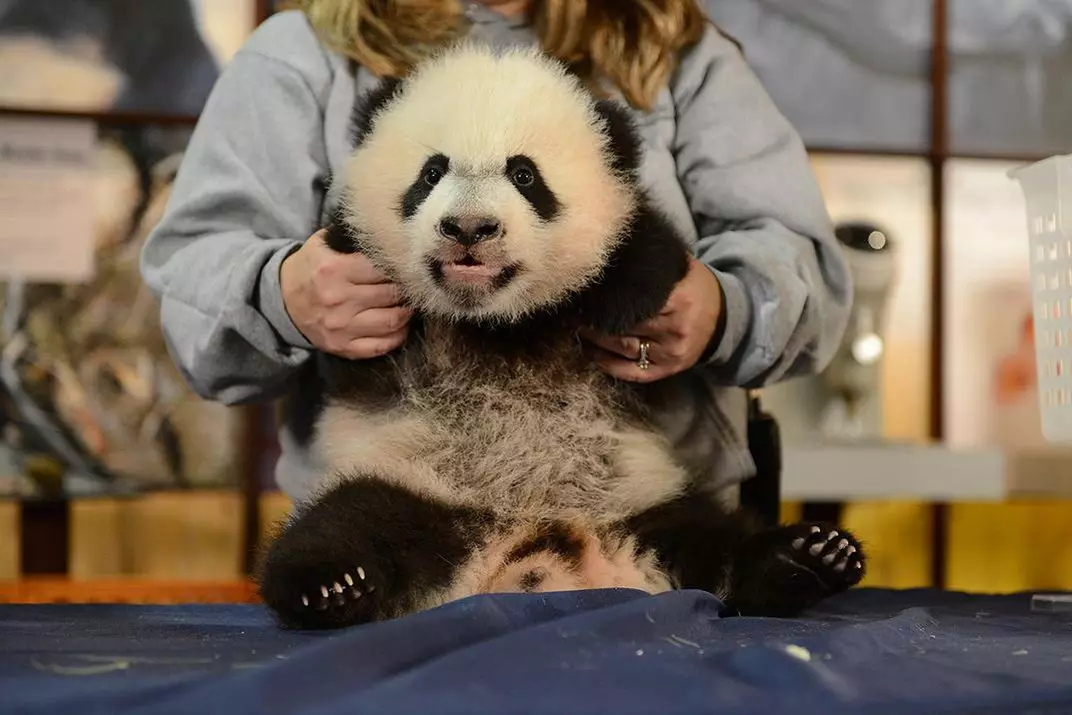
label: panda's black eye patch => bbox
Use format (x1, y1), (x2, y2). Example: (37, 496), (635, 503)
(510, 165), (534, 187)
(423, 161), (447, 187)
(505, 155), (559, 222)
(422, 154), (449, 185)
(401, 153), (449, 219)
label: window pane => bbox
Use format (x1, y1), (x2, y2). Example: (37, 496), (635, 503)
(705, 0), (933, 152)
(762, 155), (934, 444)
(948, 1), (1072, 157)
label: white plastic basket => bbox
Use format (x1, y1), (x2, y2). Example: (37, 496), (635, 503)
(1010, 155), (1072, 442)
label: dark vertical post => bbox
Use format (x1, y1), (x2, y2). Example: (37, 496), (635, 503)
(20, 499), (69, 575)
(928, 0), (950, 589)
(256, 0), (274, 24)
(240, 406), (264, 577)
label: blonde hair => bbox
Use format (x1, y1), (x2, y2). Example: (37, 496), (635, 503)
(287, 0), (710, 111)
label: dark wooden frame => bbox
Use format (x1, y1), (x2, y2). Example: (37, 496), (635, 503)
(928, 0), (951, 589)
(3, 0), (1057, 584)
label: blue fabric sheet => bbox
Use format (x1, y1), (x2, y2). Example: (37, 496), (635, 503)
(2, 588), (1072, 714)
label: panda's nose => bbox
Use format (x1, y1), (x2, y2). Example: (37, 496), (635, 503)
(438, 216), (503, 246)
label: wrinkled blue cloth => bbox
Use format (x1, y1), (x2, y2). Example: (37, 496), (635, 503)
(2, 588), (1072, 714)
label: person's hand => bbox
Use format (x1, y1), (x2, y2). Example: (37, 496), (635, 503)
(580, 256), (723, 382)
(280, 229), (412, 359)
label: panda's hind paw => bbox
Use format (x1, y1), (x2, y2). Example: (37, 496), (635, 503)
(725, 522), (866, 618)
(300, 566), (377, 612)
(785, 523), (865, 590)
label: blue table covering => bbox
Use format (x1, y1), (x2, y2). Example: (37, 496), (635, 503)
(2, 588), (1072, 714)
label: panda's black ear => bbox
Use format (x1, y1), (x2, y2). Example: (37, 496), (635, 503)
(350, 76), (404, 147)
(573, 199), (691, 335)
(593, 99), (644, 175)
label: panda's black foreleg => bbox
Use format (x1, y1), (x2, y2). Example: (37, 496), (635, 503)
(257, 477), (492, 630)
(624, 493), (866, 617)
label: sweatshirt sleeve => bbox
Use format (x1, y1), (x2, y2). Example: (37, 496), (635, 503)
(140, 13), (330, 405)
(671, 24), (853, 388)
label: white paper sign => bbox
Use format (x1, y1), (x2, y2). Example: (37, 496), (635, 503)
(0, 115), (96, 283)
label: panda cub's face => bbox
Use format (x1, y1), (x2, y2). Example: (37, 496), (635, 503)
(337, 44), (638, 323)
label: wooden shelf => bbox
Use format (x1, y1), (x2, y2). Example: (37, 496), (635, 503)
(0, 577), (259, 604)
(783, 443), (1072, 502)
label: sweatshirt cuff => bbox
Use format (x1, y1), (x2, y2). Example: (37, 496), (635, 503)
(258, 242), (314, 351)
(701, 268), (752, 368)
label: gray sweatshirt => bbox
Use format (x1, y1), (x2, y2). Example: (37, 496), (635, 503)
(139, 7), (851, 503)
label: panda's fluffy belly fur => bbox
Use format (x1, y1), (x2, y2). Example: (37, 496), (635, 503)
(316, 327), (686, 522)
(313, 320), (686, 600)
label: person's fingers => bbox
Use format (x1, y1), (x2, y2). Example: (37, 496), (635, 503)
(578, 328), (643, 361)
(632, 314), (682, 341)
(319, 281), (405, 311)
(578, 327), (682, 367)
(338, 252), (392, 285)
(339, 327), (410, 360)
(345, 306), (413, 338)
(310, 231), (390, 286)
(307, 227), (330, 244)
(353, 282), (406, 310)
(589, 346), (669, 384)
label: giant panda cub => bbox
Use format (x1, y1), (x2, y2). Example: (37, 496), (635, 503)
(258, 42), (866, 630)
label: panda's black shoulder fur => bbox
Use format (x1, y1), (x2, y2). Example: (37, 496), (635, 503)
(571, 193), (690, 337)
(571, 99), (690, 336)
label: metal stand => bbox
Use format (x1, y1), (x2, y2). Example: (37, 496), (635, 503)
(742, 392), (782, 527)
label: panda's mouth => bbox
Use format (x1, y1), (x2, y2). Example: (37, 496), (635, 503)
(443, 255), (499, 282)
(456, 254), (483, 267)
(431, 254), (519, 289)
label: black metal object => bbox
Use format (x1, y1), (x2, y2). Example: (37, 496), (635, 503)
(741, 393), (782, 528)
(801, 502), (844, 526)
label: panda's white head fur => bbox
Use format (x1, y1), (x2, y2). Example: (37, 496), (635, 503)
(335, 43), (643, 324)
